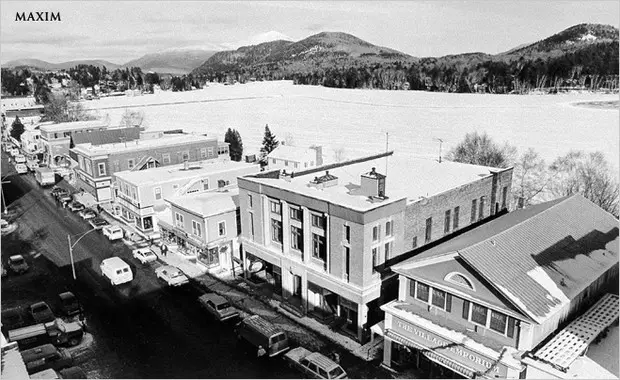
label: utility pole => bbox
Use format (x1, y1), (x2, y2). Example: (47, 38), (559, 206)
(67, 228), (97, 280)
(434, 138), (444, 163)
(1, 178), (10, 215)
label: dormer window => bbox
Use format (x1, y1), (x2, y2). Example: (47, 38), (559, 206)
(445, 272), (475, 291)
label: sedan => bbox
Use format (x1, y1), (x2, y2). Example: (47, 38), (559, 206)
(29, 301), (56, 324)
(198, 293), (239, 321)
(155, 265), (189, 287)
(79, 209), (97, 220)
(132, 248), (158, 264)
(89, 218), (109, 230)
(68, 201), (85, 212)
(51, 187), (66, 198)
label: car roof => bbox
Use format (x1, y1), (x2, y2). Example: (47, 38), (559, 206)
(101, 257), (129, 268)
(9, 255), (24, 260)
(135, 247), (153, 254)
(199, 293), (227, 304)
(30, 301), (49, 308)
(106, 225), (122, 231)
(58, 292), (75, 300)
(306, 352), (340, 371)
(21, 344), (59, 359)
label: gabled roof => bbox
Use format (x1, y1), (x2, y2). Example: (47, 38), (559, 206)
(395, 194), (619, 324)
(267, 145), (317, 163)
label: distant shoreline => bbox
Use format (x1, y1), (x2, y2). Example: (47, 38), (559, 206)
(571, 100), (619, 110)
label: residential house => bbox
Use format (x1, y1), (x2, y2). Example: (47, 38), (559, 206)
(237, 151), (513, 342)
(381, 194), (618, 378)
(159, 188), (241, 275)
(113, 159), (259, 234)
(266, 144), (324, 171)
(71, 134), (226, 203)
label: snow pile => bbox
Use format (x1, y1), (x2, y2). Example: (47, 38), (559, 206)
(580, 33), (598, 41)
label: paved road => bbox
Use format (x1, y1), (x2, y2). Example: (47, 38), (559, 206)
(1, 156), (302, 378)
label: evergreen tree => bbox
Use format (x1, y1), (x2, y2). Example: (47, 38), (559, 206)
(260, 124), (279, 163)
(10, 116), (25, 141)
(224, 128), (244, 162)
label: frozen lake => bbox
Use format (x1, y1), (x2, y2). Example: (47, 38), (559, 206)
(83, 81), (619, 167)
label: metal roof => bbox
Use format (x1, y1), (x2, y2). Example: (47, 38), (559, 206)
(534, 293), (619, 371)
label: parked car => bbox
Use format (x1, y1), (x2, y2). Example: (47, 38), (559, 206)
(51, 187), (66, 198)
(15, 154), (26, 163)
(21, 344), (73, 375)
(8, 254), (29, 274)
(1, 218), (17, 235)
(29, 368), (61, 379)
(30, 302), (56, 324)
(58, 292), (82, 317)
(100, 257), (133, 285)
(68, 201), (85, 212)
(10, 148), (19, 157)
(284, 347), (348, 379)
(132, 247), (157, 264)
(89, 217), (109, 230)
(234, 315), (290, 357)
(59, 366), (87, 379)
(78, 209), (97, 220)
(8, 318), (84, 349)
(15, 163), (28, 174)
(155, 265), (189, 287)
(198, 293), (239, 322)
(1, 308), (26, 334)
(57, 192), (73, 204)
(102, 225), (124, 241)
(1, 262), (6, 277)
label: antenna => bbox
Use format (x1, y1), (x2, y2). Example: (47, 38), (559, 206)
(434, 137), (444, 163)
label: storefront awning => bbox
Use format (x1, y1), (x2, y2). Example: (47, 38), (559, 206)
(387, 330), (476, 378)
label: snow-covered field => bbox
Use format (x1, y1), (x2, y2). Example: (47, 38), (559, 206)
(83, 81), (619, 166)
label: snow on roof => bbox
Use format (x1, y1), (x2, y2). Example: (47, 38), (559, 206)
(267, 144), (318, 163)
(72, 134), (216, 156)
(114, 159), (258, 186)
(245, 152), (500, 212)
(39, 119), (109, 133)
(167, 188), (239, 218)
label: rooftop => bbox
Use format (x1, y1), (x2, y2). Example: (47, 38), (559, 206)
(71, 134), (216, 156)
(394, 194), (619, 324)
(167, 188), (239, 218)
(243, 152), (501, 212)
(114, 159), (259, 186)
(267, 144), (320, 163)
(39, 119), (110, 133)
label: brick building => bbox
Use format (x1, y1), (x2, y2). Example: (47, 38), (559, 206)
(71, 134), (227, 203)
(237, 151), (513, 342)
(381, 194), (619, 378)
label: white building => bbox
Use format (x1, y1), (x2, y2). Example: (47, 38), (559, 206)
(266, 144), (324, 171)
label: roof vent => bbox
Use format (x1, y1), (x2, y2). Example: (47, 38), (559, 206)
(309, 171), (338, 189)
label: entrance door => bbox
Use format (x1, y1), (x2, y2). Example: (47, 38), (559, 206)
(292, 275), (302, 297)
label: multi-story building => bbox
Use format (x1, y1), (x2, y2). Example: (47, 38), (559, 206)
(381, 194), (618, 378)
(237, 151), (513, 342)
(71, 133), (227, 203)
(40, 120), (140, 167)
(1, 96), (45, 126)
(266, 144), (324, 171)
(113, 159), (259, 234)
(158, 188), (241, 275)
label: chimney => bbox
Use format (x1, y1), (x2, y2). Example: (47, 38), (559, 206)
(360, 167), (386, 198)
(183, 161), (189, 170)
(310, 145), (323, 166)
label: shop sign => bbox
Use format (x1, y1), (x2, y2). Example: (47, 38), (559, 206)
(96, 180), (111, 188)
(249, 261), (264, 273)
(392, 317), (508, 377)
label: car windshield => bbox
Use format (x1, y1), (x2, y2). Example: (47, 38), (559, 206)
(32, 304), (49, 313)
(170, 270), (183, 278)
(217, 302), (231, 310)
(328, 367), (345, 378)
(11, 257), (24, 265)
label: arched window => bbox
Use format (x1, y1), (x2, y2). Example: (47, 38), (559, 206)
(445, 272), (475, 291)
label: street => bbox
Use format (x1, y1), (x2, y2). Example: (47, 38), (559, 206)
(1, 156), (302, 379)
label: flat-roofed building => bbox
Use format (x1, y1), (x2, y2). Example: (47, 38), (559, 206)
(114, 159), (259, 234)
(238, 151), (513, 342)
(266, 144), (324, 171)
(381, 194), (618, 378)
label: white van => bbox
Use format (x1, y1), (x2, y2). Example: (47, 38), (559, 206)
(15, 154), (26, 163)
(100, 257), (133, 285)
(15, 163), (28, 174)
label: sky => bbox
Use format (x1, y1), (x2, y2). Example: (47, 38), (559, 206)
(1, 1), (618, 64)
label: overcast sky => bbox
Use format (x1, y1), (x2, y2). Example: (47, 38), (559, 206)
(1, 1), (618, 64)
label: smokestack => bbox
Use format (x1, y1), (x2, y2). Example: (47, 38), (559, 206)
(314, 146), (323, 166)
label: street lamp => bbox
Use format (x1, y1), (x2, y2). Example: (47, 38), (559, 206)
(67, 228), (98, 280)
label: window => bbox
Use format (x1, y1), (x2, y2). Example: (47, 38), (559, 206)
(490, 310), (507, 334)
(113, 160), (120, 172)
(462, 300), (470, 320)
(163, 154), (171, 164)
(249, 212), (255, 238)
(154, 187), (162, 200)
(409, 280), (416, 297)
(444, 210), (451, 233)
(425, 217), (432, 243)
(175, 212), (184, 228)
(311, 214), (325, 228)
(78, 156), (84, 170)
(312, 233), (326, 261)
(218, 221), (226, 236)
(453, 206), (460, 230)
(471, 199), (477, 222)
(97, 162), (106, 176)
(445, 272), (475, 290)
(192, 221), (202, 237)
(202, 180), (209, 191)
(271, 219), (282, 243)
(270, 201), (281, 214)
(471, 303), (488, 326)
(290, 207), (301, 221)
(372, 247), (379, 273)
(236, 208), (241, 235)
(344, 247), (350, 281)
(384, 242), (391, 259)
(502, 186), (508, 209)
(385, 221), (392, 236)
(412, 236), (417, 248)
(182, 151), (190, 161)
(344, 225), (350, 243)
(507, 317), (516, 338)
(294, 163), (298, 169)
(248, 194), (253, 208)
(207, 147), (214, 157)
(200, 148), (207, 159)
(431, 288), (446, 308)
(479, 196), (485, 219)
(272, 159), (276, 164)
(372, 226), (379, 241)
(416, 282), (429, 302)
(284, 160), (288, 166)
(128, 159), (135, 170)
(291, 226), (303, 251)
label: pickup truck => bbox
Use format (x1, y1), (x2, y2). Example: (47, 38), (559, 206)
(284, 347), (347, 379)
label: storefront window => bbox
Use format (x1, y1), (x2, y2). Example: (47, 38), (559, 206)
(416, 283), (429, 302)
(471, 303), (488, 325)
(143, 217), (153, 230)
(200, 247), (220, 267)
(490, 310), (507, 334)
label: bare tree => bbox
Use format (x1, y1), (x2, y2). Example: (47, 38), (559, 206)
(42, 93), (95, 123)
(549, 151), (619, 217)
(283, 132), (295, 146)
(446, 131), (516, 168)
(120, 109), (145, 128)
(333, 147), (346, 163)
(512, 149), (550, 207)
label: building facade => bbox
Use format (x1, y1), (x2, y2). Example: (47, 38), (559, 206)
(381, 194), (619, 378)
(266, 144), (324, 171)
(40, 120), (113, 167)
(71, 134), (224, 203)
(113, 160), (258, 234)
(238, 152), (513, 342)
